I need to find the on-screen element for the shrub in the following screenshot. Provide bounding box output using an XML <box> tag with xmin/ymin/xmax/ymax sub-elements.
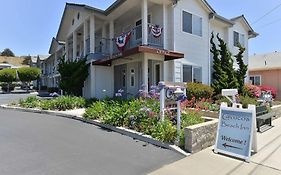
<box><xmin>1</xmin><ymin>82</ymin><xmax>16</xmax><ymax>92</ymax></box>
<box><xmin>260</xmin><ymin>85</ymin><xmax>277</xmax><ymax>98</ymax></box>
<box><xmin>19</xmin><ymin>96</ymin><xmax>39</xmax><ymax>108</ymax></box>
<box><xmin>239</xmin><ymin>96</ymin><xmax>257</xmax><ymax>108</ymax></box>
<box><xmin>84</xmin><ymin>101</ymin><xmax>107</xmax><ymax>119</ymax></box>
<box><xmin>49</xmin><ymin>96</ymin><xmax>86</xmax><ymax>111</ymax></box>
<box><xmin>151</xmin><ymin>120</ymin><xmax>177</xmax><ymax>143</ymax></box>
<box><xmin>186</xmin><ymin>83</ymin><xmax>214</xmax><ymax>100</ymax></box>
<box><xmin>244</xmin><ymin>84</ymin><xmax>261</xmax><ymax>98</ymax></box>
<box><xmin>181</xmin><ymin>110</ymin><xmax>204</xmax><ymax>128</ymax></box>
<box><xmin>0</xmin><ymin>68</ymin><xmax>17</xmax><ymax>85</ymax></box>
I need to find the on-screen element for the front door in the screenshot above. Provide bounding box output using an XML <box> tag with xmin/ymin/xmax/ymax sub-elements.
<box><xmin>114</xmin><ymin>64</ymin><xmax>127</xmax><ymax>98</ymax></box>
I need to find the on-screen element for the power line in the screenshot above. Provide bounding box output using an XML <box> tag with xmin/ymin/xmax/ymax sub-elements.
<box><xmin>252</xmin><ymin>2</ymin><xmax>281</xmax><ymax>25</ymax></box>
<box><xmin>258</xmin><ymin>17</ymin><xmax>281</xmax><ymax>29</ymax></box>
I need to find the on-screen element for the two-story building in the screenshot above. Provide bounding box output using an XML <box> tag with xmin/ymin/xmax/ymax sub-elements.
<box><xmin>48</xmin><ymin>0</ymin><xmax>257</xmax><ymax>99</ymax></box>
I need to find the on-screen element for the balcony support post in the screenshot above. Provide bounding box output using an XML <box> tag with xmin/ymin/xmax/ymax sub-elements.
<box><xmin>90</xmin><ymin>15</ymin><xmax>95</xmax><ymax>53</ymax></box>
<box><xmin>73</xmin><ymin>31</ymin><xmax>77</xmax><ymax>61</ymax></box>
<box><xmin>83</xmin><ymin>21</ymin><xmax>88</xmax><ymax>57</ymax></box>
<box><xmin>109</xmin><ymin>20</ymin><xmax>114</xmax><ymax>55</ymax></box>
<box><xmin>142</xmin><ymin>0</ymin><xmax>148</xmax><ymax>45</ymax></box>
<box><xmin>102</xmin><ymin>23</ymin><xmax>107</xmax><ymax>53</ymax></box>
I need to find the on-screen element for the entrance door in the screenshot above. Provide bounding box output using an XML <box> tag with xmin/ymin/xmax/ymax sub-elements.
<box><xmin>114</xmin><ymin>64</ymin><xmax>127</xmax><ymax>98</ymax></box>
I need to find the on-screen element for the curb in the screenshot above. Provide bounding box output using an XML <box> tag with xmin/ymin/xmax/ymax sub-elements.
<box><xmin>0</xmin><ymin>105</ymin><xmax>189</xmax><ymax>156</ymax></box>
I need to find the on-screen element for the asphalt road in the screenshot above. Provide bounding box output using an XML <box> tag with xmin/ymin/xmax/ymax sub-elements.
<box><xmin>0</xmin><ymin>93</ymin><xmax>35</xmax><ymax>105</ymax></box>
<box><xmin>0</xmin><ymin>95</ymin><xmax>184</xmax><ymax>175</ymax></box>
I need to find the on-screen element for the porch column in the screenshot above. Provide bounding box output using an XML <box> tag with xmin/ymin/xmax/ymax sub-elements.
<box><xmin>109</xmin><ymin>20</ymin><xmax>114</xmax><ymax>55</ymax></box>
<box><xmin>142</xmin><ymin>56</ymin><xmax>148</xmax><ymax>92</ymax></box>
<box><xmin>65</xmin><ymin>39</ymin><xmax>69</xmax><ymax>60</ymax></box>
<box><xmin>142</xmin><ymin>0</ymin><xmax>148</xmax><ymax>45</ymax></box>
<box><xmin>73</xmin><ymin>31</ymin><xmax>77</xmax><ymax>61</ymax></box>
<box><xmin>163</xmin><ymin>3</ymin><xmax>168</xmax><ymax>49</ymax></box>
<box><xmin>83</xmin><ymin>21</ymin><xmax>87</xmax><ymax>57</ymax></box>
<box><xmin>90</xmin><ymin>15</ymin><xmax>95</xmax><ymax>53</ymax></box>
<box><xmin>102</xmin><ymin>23</ymin><xmax>107</xmax><ymax>53</ymax></box>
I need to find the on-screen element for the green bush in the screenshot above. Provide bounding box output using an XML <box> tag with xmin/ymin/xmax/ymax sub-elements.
<box><xmin>181</xmin><ymin>111</ymin><xmax>204</xmax><ymax>128</ymax></box>
<box><xmin>239</xmin><ymin>96</ymin><xmax>257</xmax><ymax>108</ymax></box>
<box><xmin>19</xmin><ymin>96</ymin><xmax>40</xmax><ymax>108</ymax></box>
<box><xmin>186</xmin><ymin>83</ymin><xmax>214</xmax><ymax>99</ymax></box>
<box><xmin>84</xmin><ymin>101</ymin><xmax>107</xmax><ymax>119</ymax></box>
<box><xmin>151</xmin><ymin>120</ymin><xmax>177</xmax><ymax>143</ymax></box>
<box><xmin>0</xmin><ymin>69</ymin><xmax>17</xmax><ymax>91</ymax></box>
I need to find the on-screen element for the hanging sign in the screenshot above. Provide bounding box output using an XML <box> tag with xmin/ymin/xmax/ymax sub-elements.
<box><xmin>149</xmin><ymin>25</ymin><xmax>163</xmax><ymax>38</ymax></box>
<box><xmin>115</xmin><ymin>31</ymin><xmax>132</xmax><ymax>51</ymax></box>
<box><xmin>214</xmin><ymin>103</ymin><xmax>257</xmax><ymax>162</ymax></box>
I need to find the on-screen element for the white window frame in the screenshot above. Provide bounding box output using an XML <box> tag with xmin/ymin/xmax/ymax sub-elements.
<box><xmin>234</xmin><ymin>31</ymin><xmax>245</xmax><ymax>47</ymax></box>
<box><xmin>182</xmin><ymin>64</ymin><xmax>202</xmax><ymax>83</ymax></box>
<box><xmin>182</xmin><ymin>10</ymin><xmax>203</xmax><ymax>37</ymax></box>
<box><xmin>249</xmin><ymin>75</ymin><xmax>261</xmax><ymax>86</ymax></box>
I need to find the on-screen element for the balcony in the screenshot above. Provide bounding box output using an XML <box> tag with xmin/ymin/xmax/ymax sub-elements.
<box><xmin>86</xmin><ymin>24</ymin><xmax>164</xmax><ymax>61</ymax></box>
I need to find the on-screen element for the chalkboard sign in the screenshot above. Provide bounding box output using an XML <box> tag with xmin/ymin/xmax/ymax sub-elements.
<box><xmin>214</xmin><ymin>103</ymin><xmax>257</xmax><ymax>161</ymax></box>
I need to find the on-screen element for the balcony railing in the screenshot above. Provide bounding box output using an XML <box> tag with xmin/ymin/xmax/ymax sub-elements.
<box><xmin>84</xmin><ymin>23</ymin><xmax>164</xmax><ymax>61</ymax></box>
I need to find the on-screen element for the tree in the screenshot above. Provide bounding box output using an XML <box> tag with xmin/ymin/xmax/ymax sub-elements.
<box><xmin>211</xmin><ymin>33</ymin><xmax>239</xmax><ymax>95</ymax></box>
<box><xmin>17</xmin><ymin>67</ymin><xmax>41</xmax><ymax>91</ymax></box>
<box><xmin>1</xmin><ymin>48</ymin><xmax>15</xmax><ymax>57</ymax></box>
<box><xmin>234</xmin><ymin>44</ymin><xmax>247</xmax><ymax>94</ymax></box>
<box><xmin>0</xmin><ymin>68</ymin><xmax>17</xmax><ymax>92</ymax></box>
<box><xmin>58</xmin><ymin>55</ymin><xmax>89</xmax><ymax>96</ymax></box>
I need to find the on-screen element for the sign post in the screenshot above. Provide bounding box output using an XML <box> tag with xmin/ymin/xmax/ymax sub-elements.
<box><xmin>214</xmin><ymin>103</ymin><xmax>257</xmax><ymax>162</ymax></box>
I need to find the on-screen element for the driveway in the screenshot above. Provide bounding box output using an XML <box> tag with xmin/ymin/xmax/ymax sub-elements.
<box><xmin>0</xmin><ymin>103</ymin><xmax>183</xmax><ymax>175</ymax></box>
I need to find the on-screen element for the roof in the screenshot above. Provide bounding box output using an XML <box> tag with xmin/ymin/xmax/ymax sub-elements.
<box><xmin>249</xmin><ymin>52</ymin><xmax>281</xmax><ymax>71</ymax></box>
<box><xmin>231</xmin><ymin>15</ymin><xmax>259</xmax><ymax>38</ymax></box>
<box><xmin>31</xmin><ymin>55</ymin><xmax>49</xmax><ymax>63</ymax></box>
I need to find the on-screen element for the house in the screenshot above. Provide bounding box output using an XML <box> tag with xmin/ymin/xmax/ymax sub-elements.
<box><xmin>31</xmin><ymin>55</ymin><xmax>50</xmax><ymax>88</ymax></box>
<box><xmin>47</xmin><ymin>0</ymin><xmax>257</xmax><ymax>99</ymax></box>
<box><xmin>249</xmin><ymin>51</ymin><xmax>281</xmax><ymax>99</ymax></box>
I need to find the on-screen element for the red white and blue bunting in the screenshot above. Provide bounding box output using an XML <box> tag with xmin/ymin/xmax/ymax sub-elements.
<box><xmin>115</xmin><ymin>31</ymin><xmax>132</xmax><ymax>52</ymax></box>
<box><xmin>149</xmin><ymin>24</ymin><xmax>163</xmax><ymax>38</ymax></box>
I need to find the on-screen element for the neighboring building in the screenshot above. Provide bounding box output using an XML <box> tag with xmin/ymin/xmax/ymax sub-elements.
<box><xmin>31</xmin><ymin>55</ymin><xmax>49</xmax><ymax>88</ymax></box>
<box><xmin>47</xmin><ymin>0</ymin><xmax>257</xmax><ymax>99</ymax></box>
<box><xmin>249</xmin><ymin>52</ymin><xmax>281</xmax><ymax>99</ymax></box>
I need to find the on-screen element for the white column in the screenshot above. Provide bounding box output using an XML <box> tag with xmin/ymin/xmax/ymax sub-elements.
<box><xmin>73</xmin><ymin>31</ymin><xmax>77</xmax><ymax>61</ymax></box>
<box><xmin>163</xmin><ymin>3</ymin><xmax>168</xmax><ymax>49</ymax></box>
<box><xmin>90</xmin><ymin>15</ymin><xmax>95</xmax><ymax>53</ymax></box>
<box><xmin>83</xmin><ymin>22</ymin><xmax>87</xmax><ymax>57</ymax></box>
<box><xmin>142</xmin><ymin>0</ymin><xmax>148</xmax><ymax>45</ymax></box>
<box><xmin>109</xmin><ymin>20</ymin><xmax>114</xmax><ymax>55</ymax></box>
<box><xmin>102</xmin><ymin>23</ymin><xmax>107</xmax><ymax>53</ymax></box>
<box><xmin>65</xmin><ymin>40</ymin><xmax>69</xmax><ymax>60</ymax></box>
<box><xmin>142</xmin><ymin>56</ymin><xmax>148</xmax><ymax>92</ymax></box>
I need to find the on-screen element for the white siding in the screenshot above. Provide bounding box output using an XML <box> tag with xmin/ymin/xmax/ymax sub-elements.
<box><xmin>173</xmin><ymin>0</ymin><xmax>210</xmax><ymax>84</ymax></box>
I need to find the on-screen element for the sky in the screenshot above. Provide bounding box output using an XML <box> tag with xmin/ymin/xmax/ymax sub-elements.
<box><xmin>0</xmin><ymin>0</ymin><xmax>280</xmax><ymax>56</ymax></box>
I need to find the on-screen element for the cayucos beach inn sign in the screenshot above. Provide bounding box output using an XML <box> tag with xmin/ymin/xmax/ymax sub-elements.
<box><xmin>214</xmin><ymin>103</ymin><xmax>257</xmax><ymax>162</ymax></box>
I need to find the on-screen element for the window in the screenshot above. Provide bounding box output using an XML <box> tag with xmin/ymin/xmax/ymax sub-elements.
<box><xmin>182</xmin><ymin>11</ymin><xmax>202</xmax><ymax>37</ymax></box>
<box><xmin>155</xmin><ymin>64</ymin><xmax>160</xmax><ymax>84</ymax></box>
<box><xmin>135</xmin><ymin>15</ymin><xmax>152</xmax><ymax>40</ymax></box>
<box><xmin>250</xmin><ymin>76</ymin><xmax>261</xmax><ymax>86</ymax></box>
<box><xmin>77</xmin><ymin>13</ymin><xmax>80</xmax><ymax>20</ymax></box>
<box><xmin>183</xmin><ymin>65</ymin><xmax>202</xmax><ymax>83</ymax></box>
<box><xmin>234</xmin><ymin>31</ymin><xmax>245</xmax><ymax>47</ymax></box>
<box><xmin>130</xmin><ymin>69</ymin><xmax>135</xmax><ymax>87</ymax></box>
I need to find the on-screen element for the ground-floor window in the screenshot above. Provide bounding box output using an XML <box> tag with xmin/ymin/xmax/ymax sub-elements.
<box><xmin>183</xmin><ymin>65</ymin><xmax>202</xmax><ymax>83</ymax></box>
<box><xmin>249</xmin><ymin>75</ymin><xmax>261</xmax><ymax>86</ymax></box>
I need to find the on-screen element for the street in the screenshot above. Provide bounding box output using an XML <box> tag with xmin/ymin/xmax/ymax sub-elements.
<box><xmin>0</xmin><ymin>94</ymin><xmax>183</xmax><ymax>175</ymax></box>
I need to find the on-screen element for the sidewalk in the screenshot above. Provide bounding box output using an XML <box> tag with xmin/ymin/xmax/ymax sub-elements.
<box><xmin>149</xmin><ymin>117</ymin><xmax>281</xmax><ymax>175</ymax></box>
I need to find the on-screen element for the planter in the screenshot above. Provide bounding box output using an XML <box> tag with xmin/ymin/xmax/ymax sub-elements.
<box><xmin>184</xmin><ymin>117</ymin><xmax>218</xmax><ymax>153</ymax></box>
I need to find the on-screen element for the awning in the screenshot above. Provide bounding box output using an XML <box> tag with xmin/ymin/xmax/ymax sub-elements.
<box><xmin>92</xmin><ymin>46</ymin><xmax>184</xmax><ymax>66</ymax></box>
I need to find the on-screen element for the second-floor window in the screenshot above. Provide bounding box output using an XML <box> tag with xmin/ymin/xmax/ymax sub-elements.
<box><xmin>234</xmin><ymin>31</ymin><xmax>245</xmax><ymax>47</ymax></box>
<box><xmin>182</xmin><ymin>11</ymin><xmax>202</xmax><ymax>37</ymax></box>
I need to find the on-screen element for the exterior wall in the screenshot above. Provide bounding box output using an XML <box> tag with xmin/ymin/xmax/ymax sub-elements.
<box><xmin>94</xmin><ymin>66</ymin><xmax>114</xmax><ymax>99</ymax></box>
<box><xmin>173</xmin><ymin>0</ymin><xmax>210</xmax><ymax>84</ymax></box>
<box><xmin>249</xmin><ymin>70</ymin><xmax>281</xmax><ymax>99</ymax></box>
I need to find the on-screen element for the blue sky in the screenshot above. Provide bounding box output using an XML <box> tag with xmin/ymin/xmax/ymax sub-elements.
<box><xmin>0</xmin><ymin>0</ymin><xmax>280</xmax><ymax>56</ymax></box>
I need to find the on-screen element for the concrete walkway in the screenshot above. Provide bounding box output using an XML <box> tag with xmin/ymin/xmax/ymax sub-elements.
<box><xmin>149</xmin><ymin>117</ymin><xmax>281</xmax><ymax>175</ymax></box>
